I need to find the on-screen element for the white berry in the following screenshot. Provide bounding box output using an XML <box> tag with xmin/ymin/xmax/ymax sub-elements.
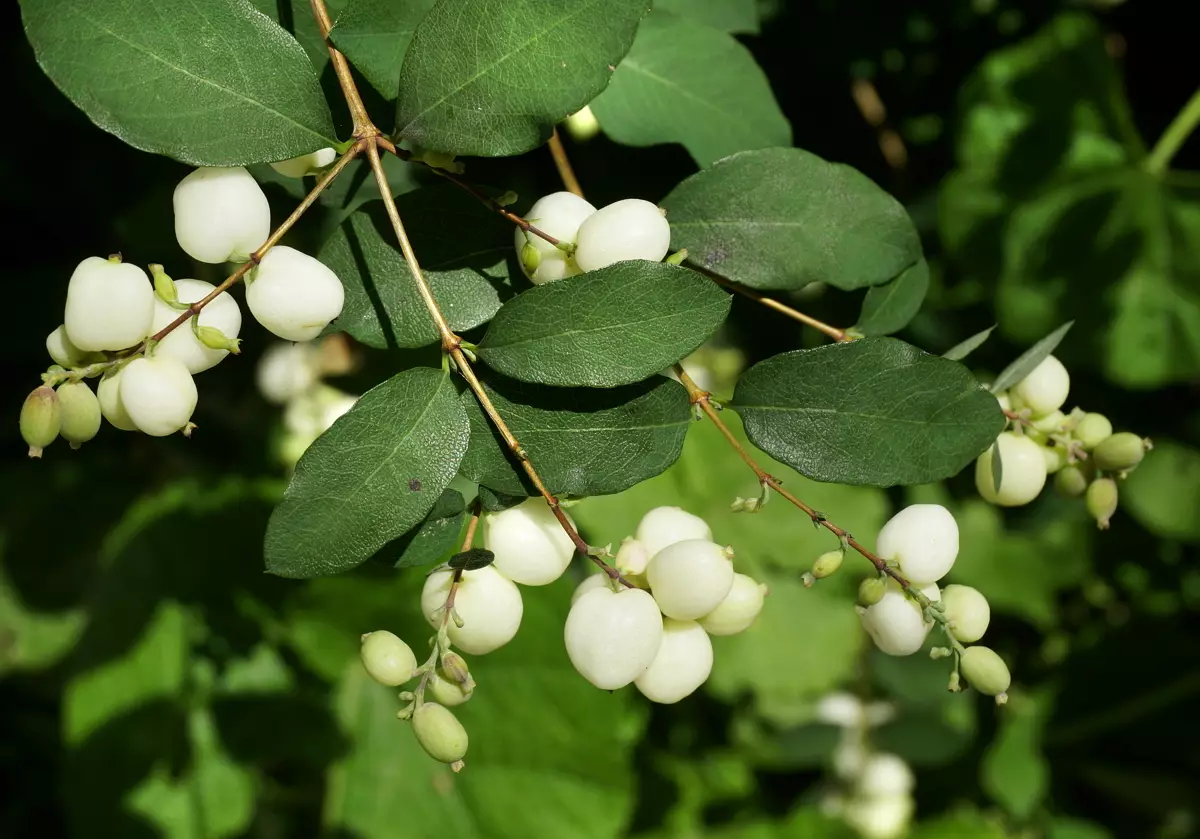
<box><xmin>860</xmin><ymin>582</ymin><xmax>939</xmax><ymax>656</ymax></box>
<box><xmin>483</xmin><ymin>497</ymin><xmax>576</xmax><ymax>586</ymax></box>
<box><xmin>46</xmin><ymin>325</ymin><xmax>90</xmax><ymax>368</ymax></box>
<box><xmin>514</xmin><ymin>192</ymin><xmax>596</xmax><ymax>285</ymax></box>
<box><xmin>940</xmin><ymin>584</ymin><xmax>991</xmax><ymax>643</ymax></box>
<box><xmin>843</xmin><ymin>793</ymin><xmax>914</xmax><ymax>839</ymax></box>
<box><xmin>857</xmin><ymin>753</ymin><xmax>914</xmax><ymax>798</ymax></box>
<box><xmin>118</xmin><ymin>355</ymin><xmax>198</xmax><ymax>437</ymax></box>
<box><xmin>1012</xmin><ymin>354</ymin><xmax>1070</xmax><ymax>417</ymax></box>
<box><xmin>270</xmin><ymin>147</ymin><xmax>337</xmax><ymax>178</ymax></box>
<box><xmin>564</xmin><ymin>586</ymin><xmax>663</xmax><ymax>690</ymax></box>
<box><xmin>975</xmin><ymin>432</ymin><xmax>1048</xmax><ymax>506</ymax></box>
<box><xmin>151</xmin><ymin>278</ymin><xmax>242</xmax><ymax>373</ymax></box>
<box><xmin>614</xmin><ymin>536</ymin><xmax>650</xmax><ymax>576</ymax></box>
<box><xmin>421</xmin><ymin>566</ymin><xmax>523</xmax><ymax>655</ymax></box>
<box><xmin>571</xmin><ymin>573</ymin><xmax>610</xmax><ymax>606</ymax></box>
<box><xmin>646</xmin><ymin>539</ymin><xmax>734</xmax><ymax>620</ymax></box>
<box><xmin>257</xmin><ymin>341</ymin><xmax>320</xmax><ymax>404</ymax></box>
<box><xmin>173</xmin><ymin>166</ymin><xmax>270</xmax><ymax>263</ymax></box>
<box><xmin>97</xmin><ymin>369</ymin><xmax>138</xmax><ymax>431</ymax></box>
<box><xmin>636</xmin><ymin>506</ymin><xmax>713</xmax><ymax>560</ymax></box>
<box><xmin>698</xmin><ymin>572</ymin><xmax>766</xmax><ymax>636</ymax></box>
<box><xmin>63</xmin><ymin>257</ymin><xmax>154</xmax><ymax>352</ymax></box>
<box><xmin>359</xmin><ymin>630</ymin><xmax>417</xmax><ymax>686</ymax></box>
<box><xmin>634</xmin><ymin>618</ymin><xmax>713</xmax><ymax>704</ymax></box>
<box><xmin>246</xmin><ymin>246</ymin><xmax>345</xmax><ymax>342</ymax></box>
<box><xmin>875</xmin><ymin>504</ymin><xmax>959</xmax><ymax>585</ymax></box>
<box><xmin>574</xmin><ymin>198</ymin><xmax>672</xmax><ymax>273</ymax></box>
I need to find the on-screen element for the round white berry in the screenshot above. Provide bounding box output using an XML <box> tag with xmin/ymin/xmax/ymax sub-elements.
<box><xmin>63</xmin><ymin>257</ymin><xmax>154</xmax><ymax>352</ymax></box>
<box><xmin>246</xmin><ymin>246</ymin><xmax>345</xmax><ymax>342</ymax></box>
<box><xmin>571</xmin><ymin>573</ymin><xmax>610</xmax><ymax>606</ymax></box>
<box><xmin>843</xmin><ymin>793</ymin><xmax>914</xmax><ymax>839</ymax></box>
<box><xmin>1012</xmin><ymin>354</ymin><xmax>1070</xmax><ymax>417</ymax></box>
<box><xmin>635</xmin><ymin>506</ymin><xmax>713</xmax><ymax>560</ymax></box>
<box><xmin>574</xmin><ymin>198</ymin><xmax>671</xmax><ymax>273</ymax></box>
<box><xmin>514</xmin><ymin>192</ymin><xmax>596</xmax><ymax>285</ymax></box>
<box><xmin>97</xmin><ymin>369</ymin><xmax>138</xmax><ymax>431</ymax></box>
<box><xmin>256</xmin><ymin>341</ymin><xmax>320</xmax><ymax>405</ymax></box>
<box><xmin>564</xmin><ymin>586</ymin><xmax>663</xmax><ymax>690</ymax></box>
<box><xmin>975</xmin><ymin>432</ymin><xmax>1048</xmax><ymax>506</ymax></box>
<box><xmin>646</xmin><ymin>539</ymin><xmax>734</xmax><ymax>620</ymax></box>
<box><xmin>359</xmin><ymin>630</ymin><xmax>417</xmax><ymax>687</ymax></box>
<box><xmin>856</xmin><ymin>753</ymin><xmax>914</xmax><ymax>798</ymax></box>
<box><xmin>815</xmin><ymin>692</ymin><xmax>865</xmax><ymax>728</ymax></box>
<box><xmin>118</xmin><ymin>355</ymin><xmax>198</xmax><ymax>437</ymax></box>
<box><xmin>270</xmin><ymin>147</ymin><xmax>337</xmax><ymax>178</ymax></box>
<box><xmin>421</xmin><ymin>566</ymin><xmax>523</xmax><ymax>655</ymax></box>
<box><xmin>46</xmin><ymin>325</ymin><xmax>91</xmax><ymax>368</ymax></box>
<box><xmin>634</xmin><ymin>618</ymin><xmax>713</xmax><ymax>704</ymax></box>
<box><xmin>860</xmin><ymin>582</ymin><xmax>939</xmax><ymax>656</ymax></box>
<box><xmin>875</xmin><ymin>504</ymin><xmax>959</xmax><ymax>585</ymax></box>
<box><xmin>698</xmin><ymin>573</ymin><xmax>766</xmax><ymax>636</ymax></box>
<box><xmin>173</xmin><ymin>166</ymin><xmax>271</xmax><ymax>263</ymax></box>
<box><xmin>614</xmin><ymin>536</ymin><xmax>650</xmax><ymax>576</ymax></box>
<box><xmin>483</xmin><ymin>497</ymin><xmax>576</xmax><ymax>586</ymax></box>
<box><xmin>151</xmin><ymin>278</ymin><xmax>242</xmax><ymax>374</ymax></box>
<box><xmin>940</xmin><ymin>584</ymin><xmax>990</xmax><ymax>643</ymax></box>
<box><xmin>56</xmin><ymin>381</ymin><xmax>102</xmax><ymax>447</ymax></box>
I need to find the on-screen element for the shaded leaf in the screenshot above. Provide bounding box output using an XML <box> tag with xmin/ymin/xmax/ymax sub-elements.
<box><xmin>477</xmin><ymin>262</ymin><xmax>730</xmax><ymax>387</ymax></box>
<box><xmin>982</xmin><ymin>692</ymin><xmax>1051</xmax><ymax>819</ymax></box>
<box><xmin>663</xmin><ymin>147</ymin><xmax>921</xmax><ymax>291</ymax></box>
<box><xmin>330</xmin><ymin>0</ymin><xmax>436</xmax><ymax>98</ymax></box>
<box><xmin>23</xmin><ymin>0</ymin><xmax>337</xmax><ymax>166</ymax></box>
<box><xmin>991</xmin><ymin>321</ymin><xmax>1073</xmax><ymax>394</ymax></box>
<box><xmin>732</xmin><ymin>338</ymin><xmax>1005</xmax><ymax>486</ymax></box>
<box><xmin>449</xmin><ymin>548</ymin><xmax>496</xmax><ymax>570</ymax></box>
<box><xmin>1123</xmin><ymin>440</ymin><xmax>1200</xmax><ymax>542</ymax></box>
<box><xmin>394</xmin><ymin>488</ymin><xmax>468</xmax><ymax>569</ymax></box>
<box><xmin>854</xmin><ymin>258</ymin><xmax>930</xmax><ymax>336</ymax></box>
<box><xmin>478</xmin><ymin>485</ymin><xmax>528</xmax><ymax>512</ymax></box>
<box><xmin>943</xmin><ymin>325</ymin><xmax>996</xmax><ymax>361</ymax></box>
<box><xmin>394</xmin><ymin>0</ymin><xmax>647</xmax><ymax>156</ymax></box>
<box><xmin>265</xmin><ymin>368</ymin><xmax>469</xmax><ymax>578</ymax></box>
<box><xmin>590</xmin><ymin>11</ymin><xmax>789</xmax><ymax>167</ymax></box>
<box><xmin>654</xmin><ymin>0</ymin><xmax>758</xmax><ymax>33</ymax></box>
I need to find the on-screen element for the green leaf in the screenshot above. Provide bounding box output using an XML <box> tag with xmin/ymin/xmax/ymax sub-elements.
<box><xmin>854</xmin><ymin>258</ymin><xmax>930</xmax><ymax>336</ymax></box>
<box><xmin>653</xmin><ymin>0</ymin><xmax>758</xmax><ymax>33</ymax></box>
<box><xmin>394</xmin><ymin>0</ymin><xmax>647</xmax><ymax>156</ymax></box>
<box><xmin>477</xmin><ymin>262</ymin><xmax>730</xmax><ymax>387</ymax></box>
<box><xmin>22</xmin><ymin>0</ymin><xmax>337</xmax><ymax>166</ymax></box>
<box><xmin>460</xmin><ymin>374</ymin><xmax>692</xmax><ymax>497</ymax></box>
<box><xmin>394</xmin><ymin>489</ymin><xmax>468</xmax><ymax>568</ymax></box>
<box><xmin>1123</xmin><ymin>440</ymin><xmax>1200</xmax><ymax>542</ymax></box>
<box><xmin>732</xmin><ymin>338</ymin><xmax>1006</xmax><ymax>487</ymax></box>
<box><xmin>264</xmin><ymin>368</ymin><xmax>469</xmax><ymax>579</ymax></box>
<box><xmin>990</xmin><ymin>321</ymin><xmax>1074</xmax><ymax>394</ymax></box>
<box><xmin>981</xmin><ymin>692</ymin><xmax>1051</xmax><ymax>820</ymax></box>
<box><xmin>909</xmin><ymin>807</ymin><xmax>1011</xmax><ymax>839</ymax></box>
<box><xmin>943</xmin><ymin>325</ymin><xmax>996</xmax><ymax>361</ymax></box>
<box><xmin>0</xmin><ymin>558</ymin><xmax>85</xmax><ymax>676</ymax></box>
<box><xmin>330</xmin><ymin>0</ymin><xmax>436</xmax><ymax>98</ymax></box>
<box><xmin>478</xmin><ymin>485</ymin><xmax>527</xmax><ymax>512</ymax></box>
<box><xmin>320</xmin><ymin>190</ymin><xmax>517</xmax><ymax>349</ymax></box>
<box><xmin>589</xmin><ymin>11</ymin><xmax>789</xmax><ymax>167</ymax></box>
<box><xmin>663</xmin><ymin>148</ymin><xmax>921</xmax><ymax>291</ymax></box>
<box><xmin>323</xmin><ymin>573</ymin><xmax>646</xmax><ymax>839</ymax></box>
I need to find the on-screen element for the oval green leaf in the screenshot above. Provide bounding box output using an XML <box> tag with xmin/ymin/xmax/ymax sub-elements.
<box><xmin>854</xmin><ymin>258</ymin><xmax>931</xmax><ymax>336</ymax></box>
<box><xmin>990</xmin><ymin>321</ymin><xmax>1074</xmax><ymax>394</ymax></box>
<box><xmin>460</xmin><ymin>374</ymin><xmax>692</xmax><ymax>497</ymax></box>
<box><xmin>394</xmin><ymin>0</ymin><xmax>647</xmax><ymax>156</ymax></box>
<box><xmin>264</xmin><ymin>368</ymin><xmax>469</xmax><ymax>578</ymax></box>
<box><xmin>476</xmin><ymin>262</ymin><xmax>731</xmax><ymax>387</ymax></box>
<box><xmin>330</xmin><ymin>0</ymin><xmax>436</xmax><ymax>98</ymax></box>
<box><xmin>662</xmin><ymin>147</ymin><xmax>921</xmax><ymax>291</ymax></box>
<box><xmin>22</xmin><ymin>0</ymin><xmax>337</xmax><ymax>166</ymax></box>
<box><xmin>731</xmin><ymin>338</ymin><xmax>1005</xmax><ymax>487</ymax></box>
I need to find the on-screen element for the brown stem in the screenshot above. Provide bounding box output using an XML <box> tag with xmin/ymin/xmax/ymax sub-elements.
<box><xmin>460</xmin><ymin>502</ymin><xmax>481</xmax><ymax>552</ymax></box>
<box><xmin>547</xmin><ymin>129</ymin><xmax>585</xmax><ymax>198</ymax></box>
<box><xmin>311</xmin><ymin>0</ymin><xmax>376</xmax><ymax>137</ymax></box>
<box><xmin>688</xmin><ymin>263</ymin><xmax>849</xmax><ymax>342</ymax></box>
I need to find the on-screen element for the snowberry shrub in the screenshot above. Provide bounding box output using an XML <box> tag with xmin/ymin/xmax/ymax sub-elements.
<box><xmin>483</xmin><ymin>497</ymin><xmax>576</xmax><ymax>585</ymax></box>
<box><xmin>573</xmin><ymin>198</ymin><xmax>672</xmax><ymax>272</ymax></box>
<box><xmin>421</xmin><ymin>566</ymin><xmax>523</xmax><ymax>655</ymax></box>
<box><xmin>514</xmin><ymin>191</ymin><xmax>596</xmax><ymax>284</ymax></box>
<box><xmin>245</xmin><ymin>246</ymin><xmax>345</xmax><ymax>342</ymax></box>
<box><xmin>63</xmin><ymin>257</ymin><xmax>155</xmax><ymax>352</ymax></box>
<box><xmin>564</xmin><ymin>586</ymin><xmax>663</xmax><ymax>689</ymax></box>
<box><xmin>173</xmin><ymin>166</ymin><xmax>271</xmax><ymax>263</ymax></box>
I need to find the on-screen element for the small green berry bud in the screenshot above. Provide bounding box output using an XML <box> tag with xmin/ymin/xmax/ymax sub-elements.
<box><xmin>1073</xmin><ymin>413</ymin><xmax>1112</xmax><ymax>451</ymax></box>
<box><xmin>439</xmin><ymin>651</ymin><xmax>471</xmax><ymax>686</ymax></box>
<box><xmin>359</xmin><ymin>630</ymin><xmax>418</xmax><ymax>687</ymax></box>
<box><xmin>959</xmin><ymin>645</ymin><xmax>1011</xmax><ymax>697</ymax></box>
<box><xmin>812</xmin><ymin>550</ymin><xmax>843</xmax><ymax>579</ymax></box>
<box><xmin>665</xmin><ymin>248</ymin><xmax>688</xmax><ymax>266</ymax></box>
<box><xmin>412</xmin><ymin>702</ymin><xmax>468</xmax><ymax>765</ymax></box>
<box><xmin>940</xmin><ymin>584</ymin><xmax>990</xmax><ymax>643</ymax></box>
<box><xmin>150</xmin><ymin>264</ymin><xmax>179</xmax><ymax>306</ymax></box>
<box><xmin>1054</xmin><ymin>464</ymin><xmax>1090</xmax><ymax>498</ymax></box>
<box><xmin>1086</xmin><ymin>477</ymin><xmax>1119</xmax><ymax>530</ymax></box>
<box><xmin>1030</xmin><ymin>409</ymin><xmax>1065</xmax><ymax>435</ymax></box>
<box><xmin>858</xmin><ymin>576</ymin><xmax>887</xmax><ymax>607</ymax></box>
<box><xmin>422</xmin><ymin>149</ymin><xmax>459</xmax><ymax>171</ymax></box>
<box><xmin>21</xmin><ymin>385</ymin><xmax>61</xmax><ymax>458</ymax></box>
<box><xmin>427</xmin><ymin>669</ymin><xmax>474</xmax><ymax>707</ymax></box>
<box><xmin>1092</xmin><ymin>432</ymin><xmax>1148</xmax><ymax>473</ymax></box>
<box><xmin>57</xmin><ymin>381</ymin><xmax>102</xmax><ymax>448</ymax></box>
<box><xmin>496</xmin><ymin>190</ymin><xmax>519</xmax><ymax>207</ymax></box>
<box><xmin>194</xmin><ymin>324</ymin><xmax>242</xmax><ymax>354</ymax></box>
<box><xmin>520</xmin><ymin>240</ymin><xmax>541</xmax><ymax>276</ymax></box>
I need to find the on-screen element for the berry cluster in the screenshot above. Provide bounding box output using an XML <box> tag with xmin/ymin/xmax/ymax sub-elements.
<box><xmin>20</xmin><ymin>155</ymin><xmax>346</xmax><ymax>456</ymax></box>
<box><xmin>975</xmin><ymin>354</ymin><xmax>1151</xmax><ymax>528</ymax></box>
<box><xmin>514</xmin><ymin>192</ymin><xmax>672</xmax><ymax>284</ymax></box>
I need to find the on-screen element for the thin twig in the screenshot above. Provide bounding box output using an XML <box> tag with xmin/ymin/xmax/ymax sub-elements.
<box><xmin>311</xmin><ymin>0</ymin><xmax>375</xmax><ymax>137</ymax></box>
<box><xmin>689</xmin><ymin>263</ymin><xmax>849</xmax><ymax>342</ymax></box>
<box><xmin>547</xmin><ymin>128</ymin><xmax>585</xmax><ymax>198</ymax></box>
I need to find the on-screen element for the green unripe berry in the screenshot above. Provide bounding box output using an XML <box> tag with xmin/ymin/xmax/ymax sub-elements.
<box><xmin>1042</xmin><ymin>443</ymin><xmax>1069</xmax><ymax>475</ymax></box>
<box><xmin>1054</xmin><ymin>464</ymin><xmax>1089</xmax><ymax>498</ymax></box>
<box><xmin>359</xmin><ymin>630</ymin><xmax>418</xmax><ymax>687</ymax></box>
<box><xmin>812</xmin><ymin>550</ymin><xmax>843</xmax><ymax>579</ymax></box>
<box><xmin>1092</xmin><ymin>432</ymin><xmax>1147</xmax><ymax>473</ymax></box>
<box><xmin>519</xmin><ymin>240</ymin><xmax>541</xmax><ymax>275</ymax></box>
<box><xmin>21</xmin><ymin>385</ymin><xmax>61</xmax><ymax>458</ymax></box>
<box><xmin>959</xmin><ymin>645</ymin><xmax>1011</xmax><ymax>697</ymax></box>
<box><xmin>940</xmin><ymin>584</ymin><xmax>990</xmax><ymax>643</ymax></box>
<box><xmin>858</xmin><ymin>577</ymin><xmax>887</xmax><ymax>607</ymax></box>
<box><xmin>1030</xmin><ymin>409</ymin><xmax>1065</xmax><ymax>435</ymax></box>
<box><xmin>427</xmin><ymin>669</ymin><xmax>474</xmax><ymax>707</ymax></box>
<box><xmin>412</xmin><ymin>702</ymin><xmax>469</xmax><ymax>765</ymax></box>
<box><xmin>1073</xmin><ymin>413</ymin><xmax>1112</xmax><ymax>451</ymax></box>
<box><xmin>57</xmin><ymin>381</ymin><xmax>102</xmax><ymax>448</ymax></box>
<box><xmin>1086</xmin><ymin>477</ymin><xmax>1119</xmax><ymax>530</ymax></box>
